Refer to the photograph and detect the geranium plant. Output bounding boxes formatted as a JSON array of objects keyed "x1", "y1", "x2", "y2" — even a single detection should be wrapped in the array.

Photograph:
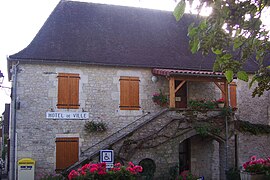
[
  {"x1": 242, "y1": 156, "x2": 270, "y2": 174},
  {"x1": 188, "y1": 99, "x2": 216, "y2": 110},
  {"x1": 177, "y1": 170, "x2": 199, "y2": 180},
  {"x1": 68, "y1": 162, "x2": 142, "y2": 180},
  {"x1": 216, "y1": 98, "x2": 225, "y2": 104},
  {"x1": 152, "y1": 89, "x2": 168, "y2": 107}
]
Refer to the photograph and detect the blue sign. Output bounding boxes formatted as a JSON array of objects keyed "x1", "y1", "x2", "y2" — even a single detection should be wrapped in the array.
[{"x1": 100, "y1": 150, "x2": 114, "y2": 164}]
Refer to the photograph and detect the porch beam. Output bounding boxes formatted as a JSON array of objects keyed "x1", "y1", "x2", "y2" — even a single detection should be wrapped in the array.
[
  {"x1": 174, "y1": 80, "x2": 186, "y2": 93},
  {"x1": 169, "y1": 77, "x2": 175, "y2": 108},
  {"x1": 174, "y1": 76, "x2": 225, "y2": 82},
  {"x1": 214, "y1": 82, "x2": 225, "y2": 97}
]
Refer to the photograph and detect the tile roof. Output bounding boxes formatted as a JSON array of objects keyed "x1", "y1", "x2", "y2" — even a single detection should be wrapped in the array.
[
  {"x1": 8, "y1": 1, "x2": 269, "y2": 72},
  {"x1": 152, "y1": 68, "x2": 224, "y2": 77}
]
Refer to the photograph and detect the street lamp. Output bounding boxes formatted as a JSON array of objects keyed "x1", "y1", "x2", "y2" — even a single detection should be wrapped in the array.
[{"x1": 0, "y1": 70, "x2": 4, "y2": 84}]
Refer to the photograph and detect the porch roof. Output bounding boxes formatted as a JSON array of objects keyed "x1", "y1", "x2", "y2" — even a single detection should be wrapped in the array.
[{"x1": 152, "y1": 68, "x2": 224, "y2": 78}]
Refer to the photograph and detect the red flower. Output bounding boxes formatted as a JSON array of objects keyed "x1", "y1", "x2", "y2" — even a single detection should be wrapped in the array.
[
  {"x1": 111, "y1": 167, "x2": 121, "y2": 172},
  {"x1": 128, "y1": 162, "x2": 135, "y2": 168},
  {"x1": 68, "y1": 170, "x2": 79, "y2": 180},
  {"x1": 134, "y1": 165, "x2": 143, "y2": 173},
  {"x1": 90, "y1": 164, "x2": 98, "y2": 169},
  {"x1": 114, "y1": 162, "x2": 122, "y2": 168},
  {"x1": 216, "y1": 98, "x2": 224, "y2": 103},
  {"x1": 90, "y1": 167, "x2": 98, "y2": 173},
  {"x1": 251, "y1": 156, "x2": 257, "y2": 161},
  {"x1": 81, "y1": 163, "x2": 90, "y2": 171},
  {"x1": 80, "y1": 171, "x2": 86, "y2": 176},
  {"x1": 98, "y1": 170, "x2": 107, "y2": 175},
  {"x1": 127, "y1": 167, "x2": 136, "y2": 174}
]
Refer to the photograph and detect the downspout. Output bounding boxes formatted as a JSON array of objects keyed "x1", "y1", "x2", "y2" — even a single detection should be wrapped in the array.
[
  {"x1": 224, "y1": 81, "x2": 229, "y2": 178},
  {"x1": 10, "y1": 61, "x2": 19, "y2": 180}
]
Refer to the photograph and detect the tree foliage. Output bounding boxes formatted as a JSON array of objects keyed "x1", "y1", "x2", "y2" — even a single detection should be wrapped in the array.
[{"x1": 174, "y1": 0, "x2": 270, "y2": 97}]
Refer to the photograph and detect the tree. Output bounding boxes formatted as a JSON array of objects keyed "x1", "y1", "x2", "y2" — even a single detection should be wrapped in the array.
[{"x1": 174, "y1": 0, "x2": 270, "y2": 97}]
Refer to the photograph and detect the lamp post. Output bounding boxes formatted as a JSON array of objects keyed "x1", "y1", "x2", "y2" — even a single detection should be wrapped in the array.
[{"x1": 0, "y1": 70, "x2": 4, "y2": 84}]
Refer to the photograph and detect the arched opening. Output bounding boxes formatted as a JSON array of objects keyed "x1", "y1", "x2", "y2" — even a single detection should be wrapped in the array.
[
  {"x1": 178, "y1": 131, "x2": 225, "y2": 180},
  {"x1": 139, "y1": 158, "x2": 156, "y2": 179}
]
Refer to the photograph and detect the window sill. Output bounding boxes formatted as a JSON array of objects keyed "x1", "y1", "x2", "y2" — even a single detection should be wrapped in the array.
[{"x1": 116, "y1": 109, "x2": 143, "y2": 116}]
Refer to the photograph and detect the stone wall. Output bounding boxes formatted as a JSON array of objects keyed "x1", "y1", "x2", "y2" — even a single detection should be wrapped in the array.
[
  {"x1": 15, "y1": 63, "x2": 171, "y2": 175},
  {"x1": 14, "y1": 62, "x2": 270, "y2": 179},
  {"x1": 236, "y1": 77, "x2": 270, "y2": 169},
  {"x1": 236, "y1": 77, "x2": 270, "y2": 125}
]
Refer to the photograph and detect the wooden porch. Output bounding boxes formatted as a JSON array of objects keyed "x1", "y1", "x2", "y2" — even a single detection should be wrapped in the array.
[{"x1": 152, "y1": 68, "x2": 237, "y2": 109}]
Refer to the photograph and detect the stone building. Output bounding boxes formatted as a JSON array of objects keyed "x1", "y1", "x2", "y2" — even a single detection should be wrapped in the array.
[{"x1": 7, "y1": 1, "x2": 270, "y2": 179}]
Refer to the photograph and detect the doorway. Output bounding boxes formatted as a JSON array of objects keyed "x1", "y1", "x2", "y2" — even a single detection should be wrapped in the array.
[
  {"x1": 179, "y1": 139, "x2": 190, "y2": 173},
  {"x1": 175, "y1": 81, "x2": 187, "y2": 108}
]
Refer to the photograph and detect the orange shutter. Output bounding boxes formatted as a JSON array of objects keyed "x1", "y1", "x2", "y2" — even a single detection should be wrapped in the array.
[
  {"x1": 57, "y1": 73, "x2": 80, "y2": 109},
  {"x1": 69, "y1": 74, "x2": 80, "y2": 109},
  {"x1": 120, "y1": 77, "x2": 140, "y2": 110},
  {"x1": 57, "y1": 73, "x2": 69, "y2": 108},
  {"x1": 230, "y1": 82, "x2": 237, "y2": 108},
  {"x1": 220, "y1": 82, "x2": 237, "y2": 108},
  {"x1": 55, "y1": 137, "x2": 79, "y2": 171}
]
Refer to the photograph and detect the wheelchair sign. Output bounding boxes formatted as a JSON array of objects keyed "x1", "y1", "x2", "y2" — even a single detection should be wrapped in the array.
[{"x1": 100, "y1": 150, "x2": 114, "y2": 163}]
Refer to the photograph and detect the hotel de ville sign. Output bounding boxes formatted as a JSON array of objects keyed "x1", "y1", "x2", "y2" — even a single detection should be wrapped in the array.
[{"x1": 46, "y1": 112, "x2": 89, "y2": 120}]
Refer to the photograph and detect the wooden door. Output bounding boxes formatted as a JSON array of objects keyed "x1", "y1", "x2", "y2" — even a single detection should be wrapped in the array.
[
  {"x1": 55, "y1": 137, "x2": 79, "y2": 171},
  {"x1": 175, "y1": 81, "x2": 187, "y2": 108}
]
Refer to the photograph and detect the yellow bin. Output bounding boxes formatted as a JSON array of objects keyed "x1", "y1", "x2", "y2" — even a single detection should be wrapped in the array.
[{"x1": 18, "y1": 158, "x2": 35, "y2": 180}]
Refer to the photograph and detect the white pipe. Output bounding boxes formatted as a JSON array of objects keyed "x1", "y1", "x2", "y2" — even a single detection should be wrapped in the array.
[{"x1": 9, "y1": 61, "x2": 19, "y2": 180}]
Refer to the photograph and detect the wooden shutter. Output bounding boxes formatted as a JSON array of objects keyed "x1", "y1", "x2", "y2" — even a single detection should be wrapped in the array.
[
  {"x1": 230, "y1": 82, "x2": 237, "y2": 108},
  {"x1": 220, "y1": 82, "x2": 237, "y2": 108},
  {"x1": 55, "y1": 137, "x2": 79, "y2": 171},
  {"x1": 120, "y1": 77, "x2": 140, "y2": 110},
  {"x1": 57, "y1": 73, "x2": 80, "y2": 109}
]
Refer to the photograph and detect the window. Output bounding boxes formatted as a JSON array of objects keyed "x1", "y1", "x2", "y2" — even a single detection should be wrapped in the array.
[
  {"x1": 55, "y1": 137, "x2": 79, "y2": 171},
  {"x1": 139, "y1": 158, "x2": 156, "y2": 178},
  {"x1": 119, "y1": 76, "x2": 140, "y2": 110},
  {"x1": 57, "y1": 73, "x2": 80, "y2": 109}
]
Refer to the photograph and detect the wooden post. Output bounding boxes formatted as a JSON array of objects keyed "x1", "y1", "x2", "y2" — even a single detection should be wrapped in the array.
[{"x1": 169, "y1": 77, "x2": 175, "y2": 108}]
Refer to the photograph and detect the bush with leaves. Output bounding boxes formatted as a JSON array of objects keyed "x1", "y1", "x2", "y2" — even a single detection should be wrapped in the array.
[
  {"x1": 174, "y1": 0, "x2": 270, "y2": 97},
  {"x1": 84, "y1": 121, "x2": 107, "y2": 133}
]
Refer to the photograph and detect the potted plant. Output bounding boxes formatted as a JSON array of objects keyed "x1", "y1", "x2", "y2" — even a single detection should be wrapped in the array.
[
  {"x1": 188, "y1": 99, "x2": 216, "y2": 111},
  {"x1": 216, "y1": 98, "x2": 225, "y2": 108},
  {"x1": 240, "y1": 156, "x2": 270, "y2": 180},
  {"x1": 152, "y1": 89, "x2": 168, "y2": 107}
]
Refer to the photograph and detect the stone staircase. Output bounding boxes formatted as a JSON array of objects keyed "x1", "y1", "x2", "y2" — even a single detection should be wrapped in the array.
[{"x1": 64, "y1": 108, "x2": 169, "y2": 173}]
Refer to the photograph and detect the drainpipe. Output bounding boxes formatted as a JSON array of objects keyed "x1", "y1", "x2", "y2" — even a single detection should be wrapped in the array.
[{"x1": 9, "y1": 61, "x2": 19, "y2": 180}]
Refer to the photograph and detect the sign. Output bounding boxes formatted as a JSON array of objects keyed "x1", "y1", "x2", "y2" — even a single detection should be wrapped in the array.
[
  {"x1": 46, "y1": 112, "x2": 89, "y2": 120},
  {"x1": 100, "y1": 150, "x2": 114, "y2": 168}
]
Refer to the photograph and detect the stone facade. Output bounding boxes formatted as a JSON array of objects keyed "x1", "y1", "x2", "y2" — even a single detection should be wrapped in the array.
[
  {"x1": 12, "y1": 62, "x2": 270, "y2": 179},
  {"x1": 236, "y1": 76, "x2": 270, "y2": 168}
]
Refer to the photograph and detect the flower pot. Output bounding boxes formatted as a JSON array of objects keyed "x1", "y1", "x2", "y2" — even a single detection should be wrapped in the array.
[
  {"x1": 217, "y1": 103, "x2": 225, "y2": 108},
  {"x1": 240, "y1": 172, "x2": 268, "y2": 180}
]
